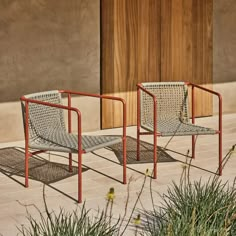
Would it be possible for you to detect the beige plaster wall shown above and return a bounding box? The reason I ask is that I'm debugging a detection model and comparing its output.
[0,0,100,142]
[1,0,235,142]
[213,0,236,114]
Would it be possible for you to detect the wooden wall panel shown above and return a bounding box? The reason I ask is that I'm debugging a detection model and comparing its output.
[102,0,212,128]
[161,0,213,116]
[101,0,161,128]
[101,0,114,128]
[126,0,138,126]
[192,0,213,116]
[148,0,161,83]
[113,0,127,126]
[161,0,193,81]
[160,0,172,81]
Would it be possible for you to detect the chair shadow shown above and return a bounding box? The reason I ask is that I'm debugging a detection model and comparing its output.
[107,135,177,164]
[0,137,217,202]
[0,137,177,199]
[107,135,216,175]
[0,147,88,186]
[0,137,176,186]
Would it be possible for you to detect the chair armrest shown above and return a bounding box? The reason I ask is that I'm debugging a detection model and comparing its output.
[137,84,157,100]
[60,90,126,105]
[20,96,83,152]
[187,82,222,97]
[21,96,81,115]
[187,82,222,133]
[59,90,127,138]
[137,83,158,134]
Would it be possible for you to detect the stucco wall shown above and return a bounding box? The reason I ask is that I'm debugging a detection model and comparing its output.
[0,0,235,142]
[0,0,100,142]
[213,0,236,114]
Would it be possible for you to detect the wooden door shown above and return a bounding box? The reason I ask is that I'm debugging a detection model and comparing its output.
[101,0,213,128]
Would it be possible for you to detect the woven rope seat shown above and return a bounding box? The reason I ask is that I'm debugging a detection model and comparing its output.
[140,82,216,136]
[30,133,121,153]
[24,91,121,153]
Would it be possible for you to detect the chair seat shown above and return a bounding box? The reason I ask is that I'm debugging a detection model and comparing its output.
[141,119,217,136]
[29,131,122,153]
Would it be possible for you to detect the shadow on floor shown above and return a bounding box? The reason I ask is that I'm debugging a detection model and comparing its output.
[0,147,88,185]
[0,137,178,202]
[108,136,177,164]
[107,136,217,176]
[0,136,176,185]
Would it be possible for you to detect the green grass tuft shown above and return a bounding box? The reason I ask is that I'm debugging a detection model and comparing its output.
[18,203,119,236]
[140,177,236,236]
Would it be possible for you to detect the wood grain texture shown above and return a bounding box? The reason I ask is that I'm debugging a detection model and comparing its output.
[161,0,213,117]
[101,0,114,128]
[161,0,172,81]
[148,0,161,83]
[192,0,213,116]
[113,0,127,126]
[102,0,213,128]
[101,0,161,128]
[126,0,138,125]
[161,0,193,82]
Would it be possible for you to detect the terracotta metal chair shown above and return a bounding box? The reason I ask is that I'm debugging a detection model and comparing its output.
[21,90,127,203]
[137,82,222,178]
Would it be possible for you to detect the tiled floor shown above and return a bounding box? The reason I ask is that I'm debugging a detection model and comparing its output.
[0,113,235,235]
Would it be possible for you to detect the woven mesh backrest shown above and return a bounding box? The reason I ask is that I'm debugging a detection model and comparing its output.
[22,91,66,140]
[141,82,189,126]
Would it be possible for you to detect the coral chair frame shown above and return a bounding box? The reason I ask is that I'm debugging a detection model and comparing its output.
[21,90,127,203]
[137,82,222,179]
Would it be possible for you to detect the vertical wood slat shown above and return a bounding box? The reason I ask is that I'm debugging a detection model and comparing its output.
[182,0,193,82]
[148,0,161,83]
[101,0,114,128]
[171,0,183,80]
[161,0,172,82]
[113,0,127,127]
[101,0,161,128]
[192,0,213,116]
[161,0,213,117]
[161,0,193,82]
[137,0,149,84]
[126,0,138,125]
[204,0,213,115]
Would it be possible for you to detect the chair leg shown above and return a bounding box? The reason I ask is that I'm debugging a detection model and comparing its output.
[123,136,127,184]
[137,128,140,161]
[69,153,72,172]
[192,135,195,159]
[137,88,141,161]
[25,147,29,188]
[153,133,157,179]
[78,151,82,203]
[219,131,222,176]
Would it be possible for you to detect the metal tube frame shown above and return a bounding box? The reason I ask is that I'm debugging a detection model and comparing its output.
[137,84,159,179]
[67,93,73,172]
[60,90,127,185]
[137,82,223,180]
[21,90,127,203]
[187,82,223,176]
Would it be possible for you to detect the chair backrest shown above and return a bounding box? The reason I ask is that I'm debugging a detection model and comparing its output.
[140,82,190,126]
[21,91,66,141]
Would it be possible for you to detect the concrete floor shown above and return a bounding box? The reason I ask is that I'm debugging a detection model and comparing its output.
[0,113,235,235]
